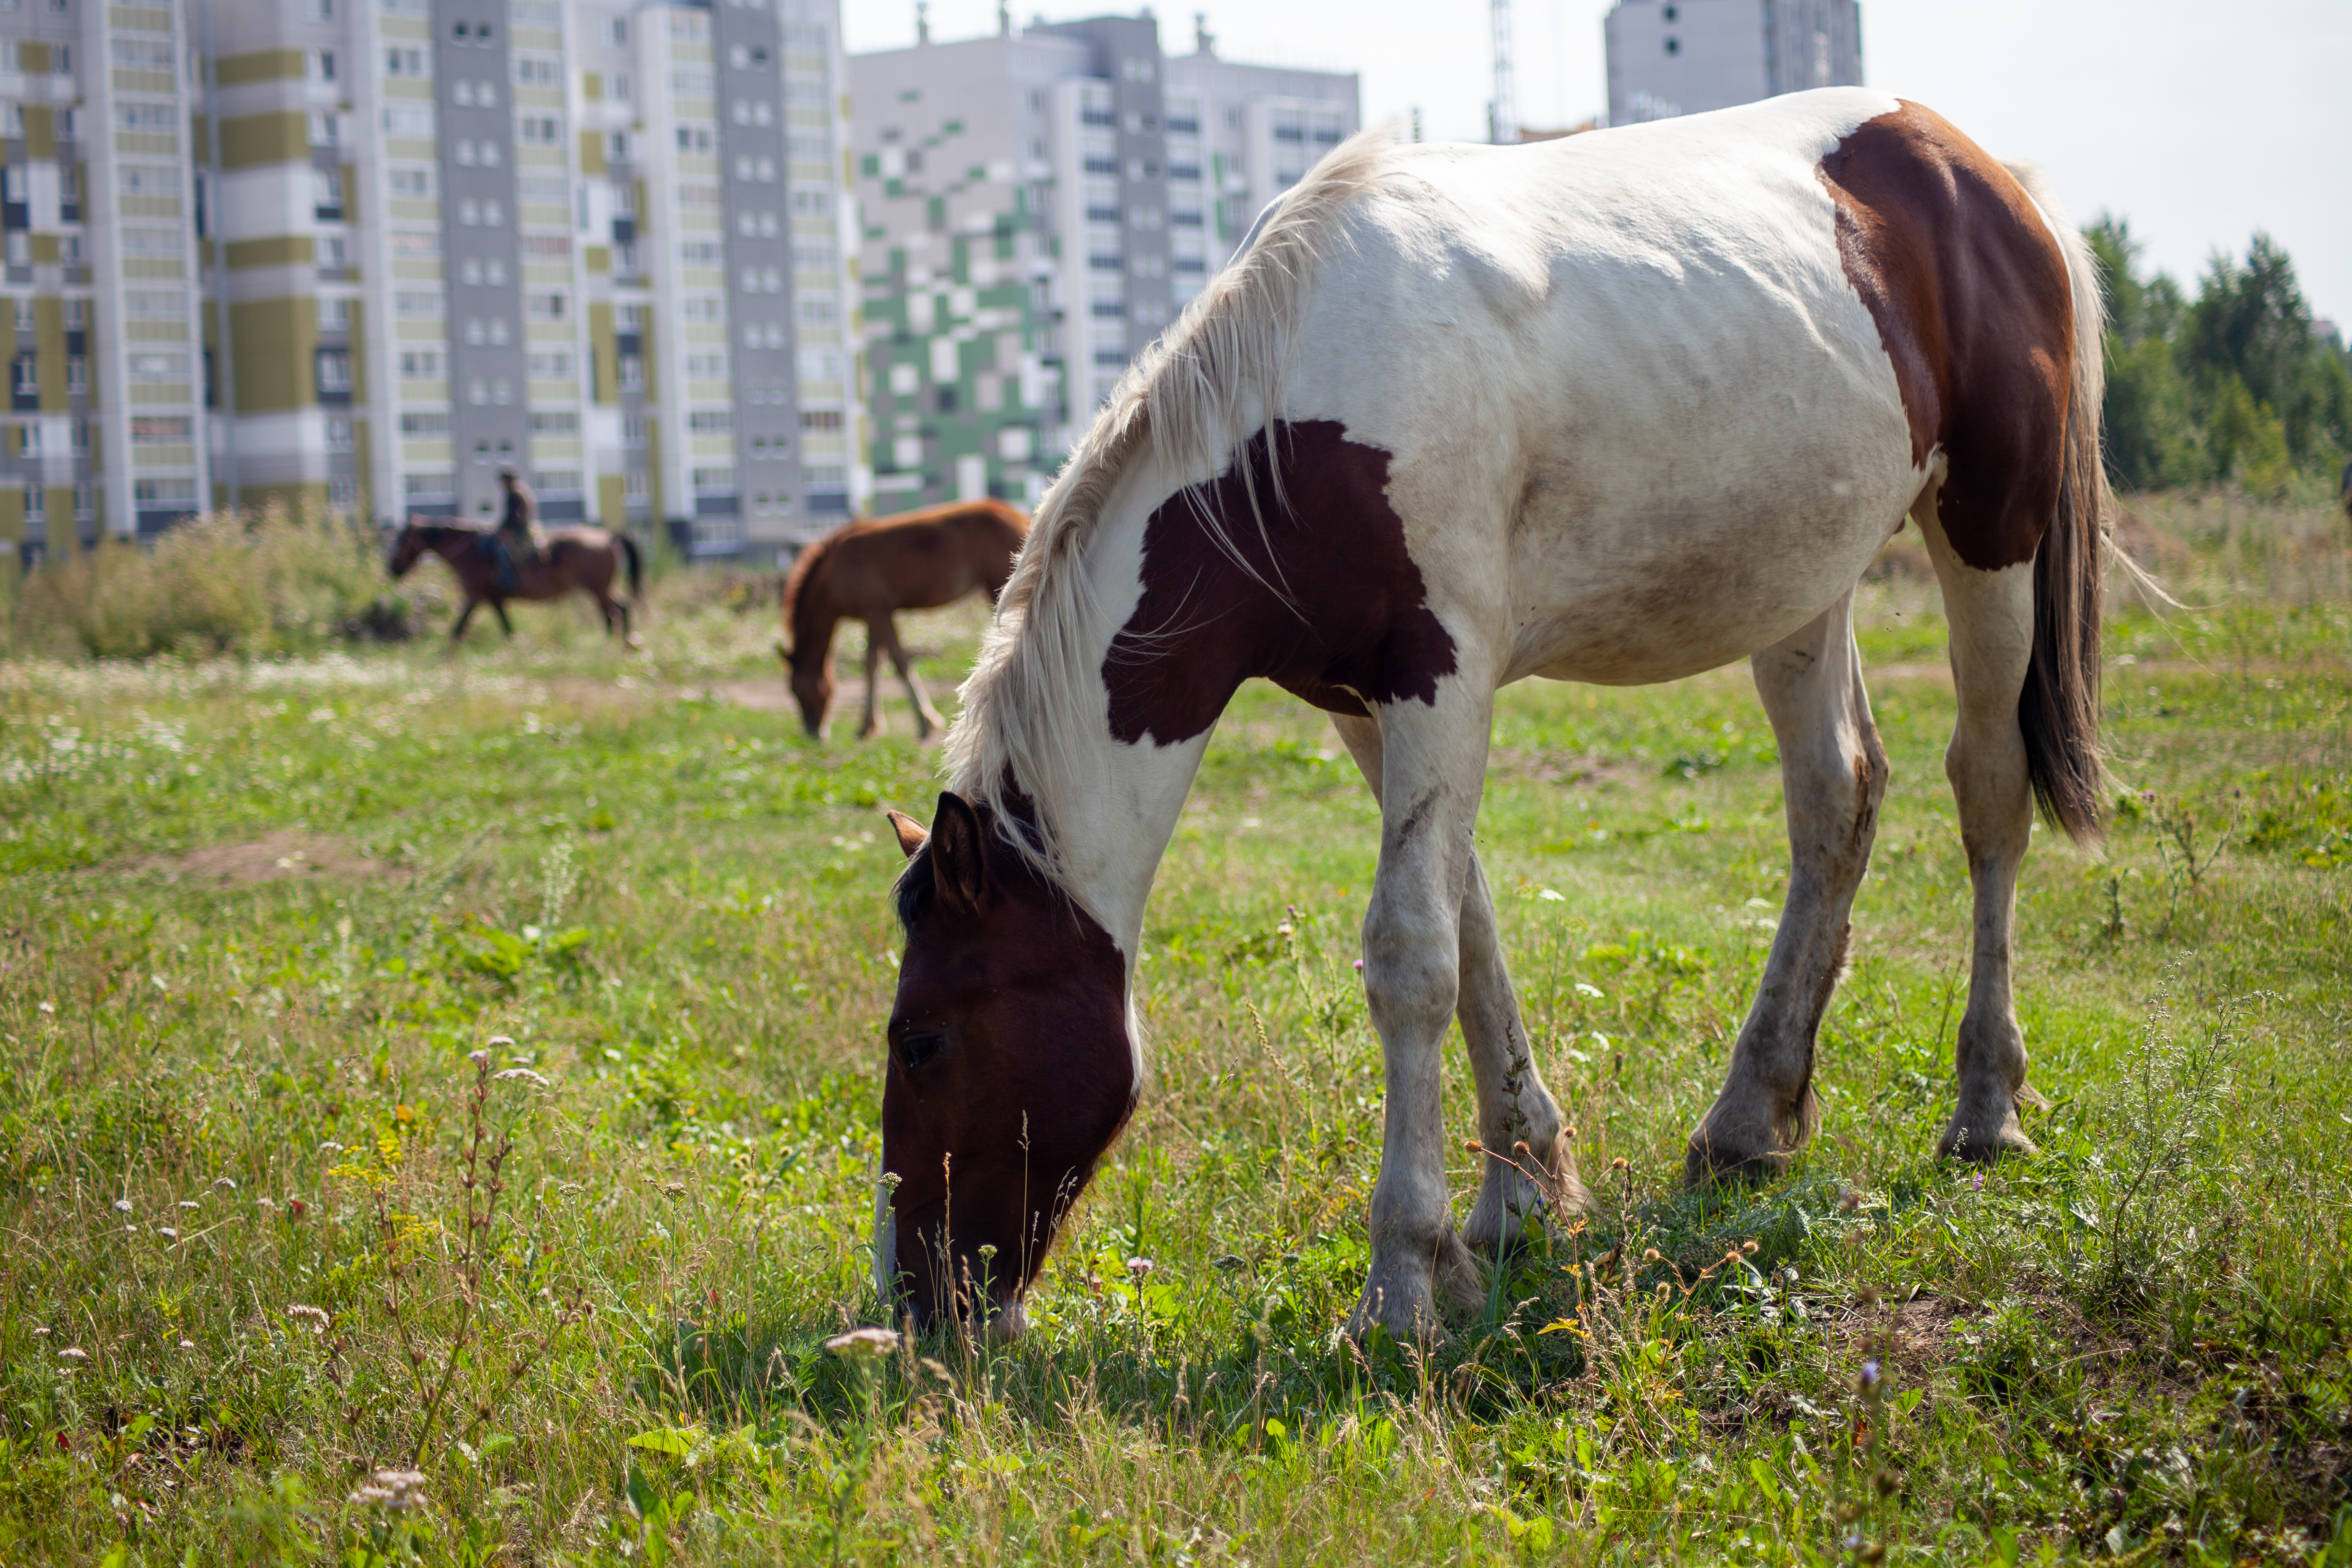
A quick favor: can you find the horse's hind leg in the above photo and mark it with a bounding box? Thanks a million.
[1688,588,1889,1184]
[1330,713,1587,1255]
[451,598,478,640]
[877,618,947,740]
[492,600,514,637]
[1918,498,2042,1162]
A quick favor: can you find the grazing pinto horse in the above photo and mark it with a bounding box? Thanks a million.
[779,499,1029,739]
[877,89,2110,1342]
[387,518,643,644]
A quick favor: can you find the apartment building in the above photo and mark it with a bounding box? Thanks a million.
[1603,0,1861,126]
[850,13,1355,512]
[0,0,859,570]
[0,0,210,567]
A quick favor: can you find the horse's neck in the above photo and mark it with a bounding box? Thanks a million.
[1052,726,1212,967]
[790,596,840,670]
[1024,483,1227,965]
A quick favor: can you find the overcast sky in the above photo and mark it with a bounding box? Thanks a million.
[844,0,2352,329]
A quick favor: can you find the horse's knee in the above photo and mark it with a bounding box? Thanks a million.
[1361,913,1459,1039]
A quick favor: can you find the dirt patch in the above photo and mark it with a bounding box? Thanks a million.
[707,678,803,714]
[1490,749,1645,789]
[126,830,404,887]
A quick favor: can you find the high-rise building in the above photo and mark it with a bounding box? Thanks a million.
[849,13,1355,512]
[0,0,210,565]
[3,0,862,573]
[1603,0,1860,127]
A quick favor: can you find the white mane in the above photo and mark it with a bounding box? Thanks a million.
[941,126,1401,874]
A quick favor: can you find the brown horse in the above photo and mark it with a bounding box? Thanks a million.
[387,518,643,644]
[779,499,1028,739]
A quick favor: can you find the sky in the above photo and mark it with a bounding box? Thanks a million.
[842,0,2352,330]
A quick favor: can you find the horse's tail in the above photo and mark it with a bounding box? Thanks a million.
[2009,161,2109,846]
[618,531,644,604]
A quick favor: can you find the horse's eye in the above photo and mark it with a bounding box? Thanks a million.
[899,1032,948,1072]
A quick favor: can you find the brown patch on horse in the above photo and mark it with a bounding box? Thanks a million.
[1818,102,2073,572]
[882,790,1132,1326]
[1102,420,1457,744]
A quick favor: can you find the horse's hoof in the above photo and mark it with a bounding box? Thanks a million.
[1684,1106,1808,1187]
[1345,1275,1444,1350]
[1683,1138,1796,1188]
[1462,1143,1589,1255]
[1935,1111,2037,1164]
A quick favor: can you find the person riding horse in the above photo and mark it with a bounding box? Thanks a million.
[488,469,541,593]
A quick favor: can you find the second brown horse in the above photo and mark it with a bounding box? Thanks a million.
[779,498,1029,738]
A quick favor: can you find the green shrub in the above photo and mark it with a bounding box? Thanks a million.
[5,507,438,660]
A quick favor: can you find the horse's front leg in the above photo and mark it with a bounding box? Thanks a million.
[492,600,515,637]
[1688,589,1889,1183]
[450,598,479,640]
[1330,712,1586,1256]
[877,617,946,740]
[1349,692,1496,1345]
[857,623,884,738]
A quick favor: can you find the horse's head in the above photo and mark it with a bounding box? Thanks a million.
[783,639,833,739]
[386,521,428,580]
[776,549,835,738]
[878,791,1134,1333]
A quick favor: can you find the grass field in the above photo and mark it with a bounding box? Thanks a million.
[2,492,2349,1565]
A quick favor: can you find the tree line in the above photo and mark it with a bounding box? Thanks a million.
[2088,222,2352,495]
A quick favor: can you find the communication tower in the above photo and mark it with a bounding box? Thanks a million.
[1489,0,1518,144]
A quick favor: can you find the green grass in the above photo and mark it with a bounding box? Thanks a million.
[2,493,2349,1565]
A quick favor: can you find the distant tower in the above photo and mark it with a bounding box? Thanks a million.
[1490,0,1517,144]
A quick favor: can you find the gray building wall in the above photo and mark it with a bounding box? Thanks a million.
[1604,0,1860,126]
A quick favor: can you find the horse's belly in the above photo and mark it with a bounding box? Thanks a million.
[1504,481,1912,687]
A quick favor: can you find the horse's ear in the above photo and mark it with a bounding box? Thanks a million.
[928,792,987,915]
[886,810,927,859]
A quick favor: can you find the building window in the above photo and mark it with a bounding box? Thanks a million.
[326,414,353,450]
[1664,36,1679,54]
[315,349,353,394]
[11,354,34,396]
[65,356,84,393]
